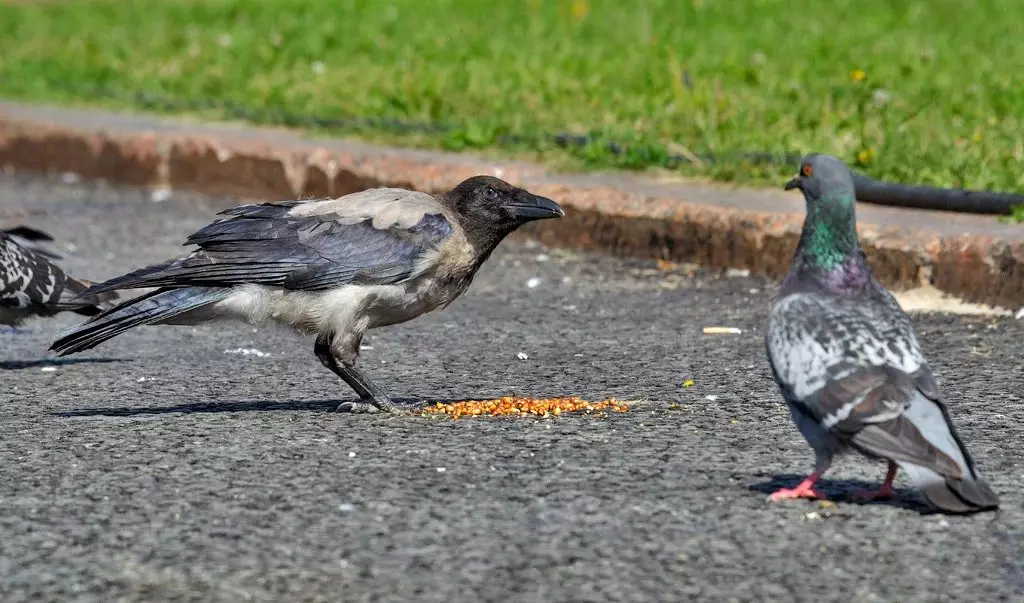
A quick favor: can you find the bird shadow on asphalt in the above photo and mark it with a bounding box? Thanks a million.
[0,357,127,370]
[749,473,933,513]
[53,397,463,417]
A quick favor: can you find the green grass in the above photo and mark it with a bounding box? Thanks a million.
[2,0,1024,192]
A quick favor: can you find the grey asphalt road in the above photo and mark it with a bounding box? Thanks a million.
[1,174,1022,603]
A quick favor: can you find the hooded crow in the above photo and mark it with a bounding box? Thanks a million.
[1,226,117,327]
[50,176,565,413]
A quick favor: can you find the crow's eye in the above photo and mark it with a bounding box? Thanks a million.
[483,187,498,200]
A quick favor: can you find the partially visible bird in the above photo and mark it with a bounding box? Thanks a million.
[3,226,62,259]
[1,226,117,327]
[764,153,999,514]
[51,176,565,413]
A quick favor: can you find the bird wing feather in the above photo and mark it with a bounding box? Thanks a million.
[80,197,454,294]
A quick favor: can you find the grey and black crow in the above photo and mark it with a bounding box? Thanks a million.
[1,226,116,327]
[764,154,998,513]
[51,176,565,413]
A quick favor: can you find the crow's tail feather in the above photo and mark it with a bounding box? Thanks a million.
[50,286,231,355]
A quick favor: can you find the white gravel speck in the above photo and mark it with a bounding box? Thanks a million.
[517,352,529,361]
[224,348,271,357]
[436,467,447,473]
[705,395,719,402]
[526,277,542,288]
[150,187,172,203]
[348,451,356,458]
[338,503,355,512]
[40,367,57,373]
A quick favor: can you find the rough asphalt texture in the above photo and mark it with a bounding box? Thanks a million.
[1,174,1022,603]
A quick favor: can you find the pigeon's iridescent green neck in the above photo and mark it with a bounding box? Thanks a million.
[801,193,860,269]
[788,192,870,293]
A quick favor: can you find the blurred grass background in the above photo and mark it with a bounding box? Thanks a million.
[1,0,1023,192]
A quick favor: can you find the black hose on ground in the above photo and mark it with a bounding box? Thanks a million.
[851,173,1024,216]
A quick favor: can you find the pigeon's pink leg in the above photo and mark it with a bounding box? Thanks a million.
[852,462,898,500]
[769,464,829,501]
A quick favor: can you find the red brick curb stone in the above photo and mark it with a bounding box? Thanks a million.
[0,102,1021,308]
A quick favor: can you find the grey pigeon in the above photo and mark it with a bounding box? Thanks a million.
[1,227,116,327]
[764,154,999,513]
[51,176,565,413]
[2,226,62,259]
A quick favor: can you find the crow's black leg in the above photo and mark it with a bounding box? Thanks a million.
[313,334,397,414]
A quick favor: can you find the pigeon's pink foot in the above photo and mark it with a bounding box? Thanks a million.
[769,482,826,501]
[851,463,898,501]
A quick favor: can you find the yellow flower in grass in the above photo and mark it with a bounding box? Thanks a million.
[570,0,590,21]
[850,69,866,83]
[857,148,876,166]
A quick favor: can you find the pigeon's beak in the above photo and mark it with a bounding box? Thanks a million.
[507,193,565,221]
[784,177,802,191]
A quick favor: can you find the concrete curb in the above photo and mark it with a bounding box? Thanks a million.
[1,102,1021,307]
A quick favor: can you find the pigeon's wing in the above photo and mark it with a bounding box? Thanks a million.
[82,189,455,294]
[1,232,68,309]
[1,232,113,317]
[767,291,998,511]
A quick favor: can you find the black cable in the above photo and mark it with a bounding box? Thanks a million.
[851,173,1024,215]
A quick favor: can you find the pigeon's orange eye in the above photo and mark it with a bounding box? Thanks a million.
[801,164,813,177]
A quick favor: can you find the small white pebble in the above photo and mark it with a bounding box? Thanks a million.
[535,254,550,262]
[137,377,146,382]
[749,288,760,294]
[348,451,356,458]
[725,268,751,278]
[436,467,447,473]
[938,519,949,528]
[526,277,542,288]
[150,187,172,203]
[60,172,81,184]
[562,276,572,284]
[338,503,355,512]
[224,348,270,358]
[705,395,719,402]
[360,345,374,350]
[40,366,57,373]
[804,511,822,520]
[517,352,529,361]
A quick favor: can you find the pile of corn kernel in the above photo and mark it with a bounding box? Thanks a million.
[419,396,630,419]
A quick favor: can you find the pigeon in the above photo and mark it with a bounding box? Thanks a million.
[764,153,999,513]
[1,227,116,327]
[50,176,565,413]
[2,226,62,259]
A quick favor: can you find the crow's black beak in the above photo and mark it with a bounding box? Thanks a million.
[508,194,565,220]
[784,178,801,191]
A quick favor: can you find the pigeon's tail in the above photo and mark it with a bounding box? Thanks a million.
[50,286,231,355]
[51,276,121,317]
[901,463,1000,514]
[853,392,999,514]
